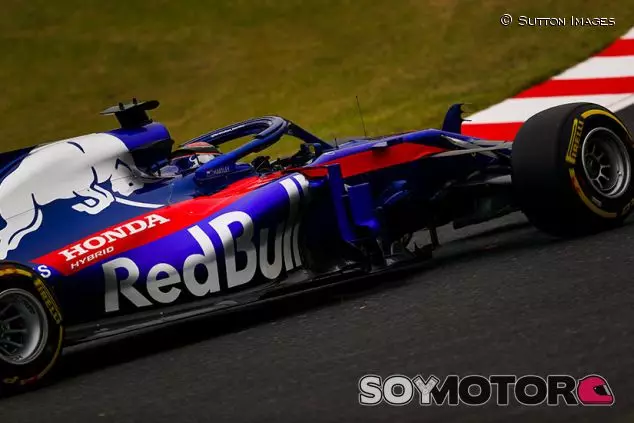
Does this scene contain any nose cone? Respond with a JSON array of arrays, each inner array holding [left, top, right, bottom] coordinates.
[[576, 375, 615, 405]]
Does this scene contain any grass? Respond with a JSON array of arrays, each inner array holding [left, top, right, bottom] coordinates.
[[1, 0, 633, 155]]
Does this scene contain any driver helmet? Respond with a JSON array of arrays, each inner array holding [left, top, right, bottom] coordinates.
[[170, 141, 222, 172]]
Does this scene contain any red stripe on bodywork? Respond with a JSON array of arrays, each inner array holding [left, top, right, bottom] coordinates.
[[319, 143, 445, 178], [284, 166, 329, 179], [462, 122, 522, 141], [597, 39, 634, 57], [35, 173, 282, 276], [515, 76, 634, 98]]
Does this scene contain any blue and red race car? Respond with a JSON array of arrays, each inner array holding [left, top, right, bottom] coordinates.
[[0, 99, 632, 391]]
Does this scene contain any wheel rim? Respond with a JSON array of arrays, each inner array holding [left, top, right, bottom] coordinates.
[[581, 127, 631, 199], [0, 289, 48, 365]]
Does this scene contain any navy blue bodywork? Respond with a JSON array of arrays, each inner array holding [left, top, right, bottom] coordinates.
[[0, 102, 514, 344]]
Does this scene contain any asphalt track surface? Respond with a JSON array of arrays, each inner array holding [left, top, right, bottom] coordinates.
[[2, 106, 634, 423]]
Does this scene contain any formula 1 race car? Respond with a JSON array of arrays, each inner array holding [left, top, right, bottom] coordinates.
[[0, 99, 632, 392]]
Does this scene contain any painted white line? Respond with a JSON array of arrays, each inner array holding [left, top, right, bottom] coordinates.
[[467, 94, 633, 123], [553, 56, 634, 80], [622, 27, 634, 40], [608, 94, 634, 112]]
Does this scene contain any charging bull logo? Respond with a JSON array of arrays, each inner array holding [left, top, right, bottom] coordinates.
[[0, 133, 161, 259]]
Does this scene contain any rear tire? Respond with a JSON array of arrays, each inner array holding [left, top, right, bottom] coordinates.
[[512, 102, 634, 236], [0, 263, 64, 395]]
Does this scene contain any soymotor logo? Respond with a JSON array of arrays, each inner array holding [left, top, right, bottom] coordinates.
[[359, 374, 614, 407]]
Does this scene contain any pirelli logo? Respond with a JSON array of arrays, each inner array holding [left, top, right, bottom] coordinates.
[[565, 118, 585, 165], [34, 278, 62, 324]]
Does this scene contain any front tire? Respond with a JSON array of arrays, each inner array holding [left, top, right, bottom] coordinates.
[[512, 102, 634, 236], [0, 263, 64, 394]]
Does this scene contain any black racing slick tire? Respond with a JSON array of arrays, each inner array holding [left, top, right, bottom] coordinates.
[[512, 102, 634, 236], [0, 263, 64, 394]]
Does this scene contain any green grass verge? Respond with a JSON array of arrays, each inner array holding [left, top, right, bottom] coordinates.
[[1, 0, 633, 156]]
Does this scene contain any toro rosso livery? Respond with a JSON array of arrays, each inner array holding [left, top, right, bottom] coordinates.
[[1, 99, 633, 391]]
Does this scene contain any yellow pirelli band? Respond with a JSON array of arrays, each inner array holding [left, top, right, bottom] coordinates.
[[568, 168, 617, 218], [0, 268, 33, 278], [37, 326, 64, 380], [581, 109, 631, 138]]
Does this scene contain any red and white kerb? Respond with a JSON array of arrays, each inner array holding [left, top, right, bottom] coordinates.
[[462, 27, 634, 141]]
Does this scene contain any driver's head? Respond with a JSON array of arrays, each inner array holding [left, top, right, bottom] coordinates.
[[171, 141, 222, 171]]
